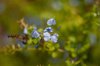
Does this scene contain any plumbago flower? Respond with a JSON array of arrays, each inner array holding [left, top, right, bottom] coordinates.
[[23, 27, 28, 34], [47, 18, 56, 26], [44, 27, 53, 32], [16, 18, 59, 49], [43, 18, 59, 43], [43, 32, 59, 43], [32, 30, 40, 38], [43, 32, 51, 41], [51, 33, 59, 43], [31, 27, 40, 38]]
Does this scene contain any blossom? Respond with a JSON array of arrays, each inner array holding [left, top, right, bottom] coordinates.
[[23, 27, 28, 34], [51, 33, 59, 43], [32, 30, 40, 38], [43, 32, 51, 41], [44, 27, 53, 32], [47, 18, 56, 26]]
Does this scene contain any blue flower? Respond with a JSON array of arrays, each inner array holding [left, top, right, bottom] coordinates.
[[23, 27, 28, 34], [51, 33, 58, 43], [43, 32, 51, 41], [32, 30, 40, 38], [47, 18, 56, 26], [44, 27, 53, 32]]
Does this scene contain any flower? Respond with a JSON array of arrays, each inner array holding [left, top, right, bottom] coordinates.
[[32, 30, 40, 38], [43, 32, 51, 41], [47, 18, 56, 26], [23, 27, 28, 34], [44, 27, 53, 32], [51, 33, 59, 43]]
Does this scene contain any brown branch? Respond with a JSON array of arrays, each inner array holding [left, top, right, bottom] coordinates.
[[17, 18, 28, 29]]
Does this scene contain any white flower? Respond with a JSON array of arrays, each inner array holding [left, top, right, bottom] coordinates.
[[43, 32, 51, 41], [44, 27, 53, 32], [47, 18, 56, 26], [23, 27, 28, 34], [32, 30, 40, 38], [51, 33, 58, 43]]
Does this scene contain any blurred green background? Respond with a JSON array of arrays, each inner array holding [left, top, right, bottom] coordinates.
[[0, 0, 100, 66]]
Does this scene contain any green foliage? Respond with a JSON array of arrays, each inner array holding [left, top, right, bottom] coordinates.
[[0, 0, 100, 66]]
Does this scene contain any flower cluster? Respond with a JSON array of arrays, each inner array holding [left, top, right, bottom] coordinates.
[[43, 18, 58, 43], [23, 18, 59, 44]]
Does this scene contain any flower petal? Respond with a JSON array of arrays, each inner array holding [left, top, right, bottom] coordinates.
[[32, 30, 40, 38], [43, 32, 51, 41], [47, 18, 56, 26], [51, 34, 58, 43], [23, 27, 28, 34], [44, 27, 53, 32]]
